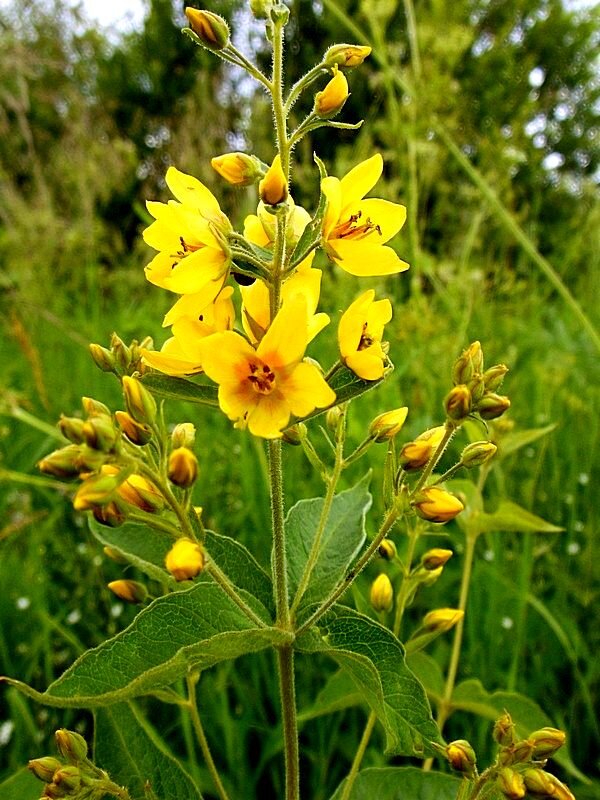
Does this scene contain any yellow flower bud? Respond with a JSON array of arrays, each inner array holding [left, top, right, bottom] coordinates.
[[38, 445, 82, 479], [211, 152, 264, 186], [476, 393, 511, 420], [546, 775, 575, 800], [82, 415, 118, 452], [258, 154, 288, 206], [93, 501, 128, 528], [118, 473, 164, 513], [28, 756, 62, 783], [81, 396, 111, 417], [165, 538, 205, 581], [55, 729, 88, 763], [370, 573, 393, 613], [529, 727, 566, 759], [497, 767, 526, 799], [168, 447, 199, 489], [369, 407, 408, 443], [185, 7, 230, 50], [103, 546, 129, 563], [107, 580, 148, 604], [413, 487, 464, 523], [377, 539, 397, 560], [421, 548, 453, 570], [444, 384, 472, 421], [499, 739, 534, 765], [422, 608, 464, 633], [445, 740, 477, 776], [282, 423, 306, 446], [460, 441, 497, 468], [172, 422, 196, 449], [493, 712, 516, 747], [122, 375, 157, 426], [420, 565, 444, 586], [58, 416, 86, 444], [315, 70, 349, 117], [89, 343, 116, 373], [323, 43, 372, 68], [73, 471, 124, 511], [452, 341, 483, 384], [483, 364, 509, 392], [399, 426, 446, 471], [115, 411, 152, 446]]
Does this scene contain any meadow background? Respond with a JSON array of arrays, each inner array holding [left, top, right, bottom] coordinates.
[[0, 0, 598, 797]]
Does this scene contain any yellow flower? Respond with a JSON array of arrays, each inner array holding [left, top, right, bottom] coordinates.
[[143, 167, 231, 294], [321, 154, 408, 276], [197, 297, 336, 438], [338, 289, 392, 380], [244, 200, 315, 269], [211, 152, 262, 186], [141, 287, 235, 376], [165, 537, 205, 581], [259, 154, 288, 206], [413, 487, 464, 523], [315, 70, 349, 117]]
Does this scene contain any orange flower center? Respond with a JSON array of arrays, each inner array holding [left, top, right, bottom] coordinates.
[[332, 210, 382, 241], [247, 360, 276, 394], [171, 236, 204, 268]]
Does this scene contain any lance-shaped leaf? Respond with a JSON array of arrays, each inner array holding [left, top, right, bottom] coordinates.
[[286, 474, 371, 610], [0, 768, 39, 800], [141, 373, 219, 406], [94, 702, 202, 800], [329, 766, 460, 800], [296, 608, 443, 756], [2, 583, 289, 708], [451, 679, 587, 783], [90, 519, 274, 613], [298, 669, 363, 722], [472, 500, 563, 534]]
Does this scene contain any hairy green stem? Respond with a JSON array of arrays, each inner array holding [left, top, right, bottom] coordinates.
[[277, 645, 300, 800], [206, 561, 268, 628], [339, 712, 377, 800], [186, 675, 231, 800]]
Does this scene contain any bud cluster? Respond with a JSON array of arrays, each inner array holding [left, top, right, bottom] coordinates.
[[447, 341, 510, 424], [89, 333, 153, 378]]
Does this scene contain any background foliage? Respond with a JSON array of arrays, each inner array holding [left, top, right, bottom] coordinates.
[[0, 0, 598, 797]]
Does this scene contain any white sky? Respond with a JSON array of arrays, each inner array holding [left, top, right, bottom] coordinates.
[[80, 0, 147, 31]]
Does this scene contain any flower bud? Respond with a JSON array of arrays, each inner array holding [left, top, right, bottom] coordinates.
[[108, 580, 148, 604], [249, 0, 270, 18], [445, 740, 476, 776], [399, 426, 446, 471], [122, 376, 157, 426], [117, 473, 164, 513], [326, 406, 343, 431], [483, 364, 509, 392], [369, 407, 408, 442], [421, 548, 453, 570], [28, 756, 62, 783], [467, 375, 486, 404], [370, 573, 393, 613], [82, 416, 118, 453], [165, 538, 205, 581], [52, 765, 81, 793], [420, 565, 443, 586], [497, 767, 526, 799], [93, 501, 128, 528], [55, 729, 88, 763], [42, 783, 67, 799], [323, 43, 372, 68], [73, 472, 124, 511], [103, 546, 129, 564], [529, 727, 566, 760], [168, 447, 199, 489], [422, 608, 464, 633], [413, 487, 464, 523], [211, 152, 265, 186], [460, 441, 497, 468], [315, 70, 349, 117], [493, 712, 516, 747], [259, 154, 288, 206], [452, 341, 483, 385], [476, 393, 511, 420], [171, 422, 196, 449], [545, 775, 575, 800], [58, 416, 86, 444], [282, 423, 306, 445], [185, 7, 230, 50], [115, 411, 152, 446], [38, 445, 82, 479], [522, 768, 556, 796], [378, 539, 397, 560], [89, 343, 116, 373], [81, 397, 111, 417], [444, 384, 472, 421], [110, 333, 132, 373]]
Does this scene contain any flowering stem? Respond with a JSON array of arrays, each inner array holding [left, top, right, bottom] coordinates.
[[272, 19, 289, 176], [186, 674, 231, 800], [226, 44, 272, 92], [285, 63, 327, 114]]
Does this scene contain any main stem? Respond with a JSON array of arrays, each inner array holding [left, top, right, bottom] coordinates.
[[187, 675, 231, 800]]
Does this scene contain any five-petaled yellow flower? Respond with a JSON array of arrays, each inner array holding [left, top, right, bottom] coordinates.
[[143, 167, 232, 295], [197, 297, 336, 438], [338, 289, 392, 380], [322, 154, 408, 276]]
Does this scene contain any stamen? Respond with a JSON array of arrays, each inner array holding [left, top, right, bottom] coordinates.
[[332, 209, 383, 241]]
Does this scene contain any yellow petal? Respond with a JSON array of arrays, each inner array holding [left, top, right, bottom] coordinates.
[[344, 198, 407, 244], [141, 339, 203, 376], [165, 166, 221, 215], [281, 362, 336, 417], [328, 239, 409, 276], [198, 331, 255, 384], [346, 350, 385, 381], [338, 290, 375, 358], [164, 248, 227, 294], [218, 380, 259, 422], [257, 296, 309, 370], [282, 267, 322, 316], [241, 279, 270, 343], [163, 278, 228, 326], [243, 214, 271, 247], [246, 392, 290, 438], [321, 176, 342, 239], [339, 153, 383, 211], [366, 298, 393, 339], [308, 312, 330, 343]]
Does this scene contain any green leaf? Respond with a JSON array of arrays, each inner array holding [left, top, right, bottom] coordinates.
[[141, 373, 219, 406], [451, 679, 587, 783], [288, 153, 328, 268], [296, 607, 443, 756], [94, 702, 202, 800], [3, 583, 289, 707], [90, 520, 274, 614], [474, 500, 563, 534], [497, 423, 557, 458], [0, 768, 40, 800], [329, 766, 460, 800], [405, 652, 446, 700], [298, 669, 363, 722], [286, 474, 371, 610]]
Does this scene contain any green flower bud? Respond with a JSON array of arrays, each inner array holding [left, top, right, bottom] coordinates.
[[122, 376, 157, 426], [93, 501, 128, 528], [81, 397, 111, 418], [529, 727, 566, 760], [496, 767, 526, 799], [82, 416, 118, 453], [445, 740, 477, 776], [55, 729, 88, 763], [171, 422, 196, 449], [107, 580, 148, 604], [476, 393, 511, 420], [377, 539, 397, 560], [444, 384, 472, 421], [483, 364, 509, 392], [28, 756, 62, 783], [110, 333, 132, 373], [282, 424, 306, 446], [53, 765, 81, 793], [493, 712, 516, 747], [38, 445, 82, 479], [460, 441, 497, 468], [58, 416, 86, 444], [323, 43, 372, 68], [452, 341, 483, 385], [89, 343, 116, 373], [522, 768, 556, 796], [185, 7, 230, 50]]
